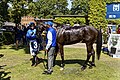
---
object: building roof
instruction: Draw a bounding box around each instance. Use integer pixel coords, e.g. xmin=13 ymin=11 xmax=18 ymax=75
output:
xmin=3 ymin=22 xmax=15 ymax=27
xmin=34 ymin=18 xmax=53 ymax=22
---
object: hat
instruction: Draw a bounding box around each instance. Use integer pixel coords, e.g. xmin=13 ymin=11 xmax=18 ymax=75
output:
xmin=45 ymin=21 xmax=53 ymax=27
xmin=29 ymin=22 xmax=35 ymax=27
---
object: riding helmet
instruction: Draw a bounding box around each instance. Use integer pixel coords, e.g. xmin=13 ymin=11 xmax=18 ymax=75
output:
xmin=29 ymin=22 xmax=35 ymax=27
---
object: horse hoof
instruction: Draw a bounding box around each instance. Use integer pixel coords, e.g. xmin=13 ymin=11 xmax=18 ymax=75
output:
xmin=61 ymin=64 xmax=65 ymax=67
xmin=60 ymin=67 xmax=64 ymax=71
xmin=81 ymin=66 xmax=87 ymax=71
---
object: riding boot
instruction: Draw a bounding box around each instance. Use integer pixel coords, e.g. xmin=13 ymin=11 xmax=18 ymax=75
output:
xmin=34 ymin=56 xmax=39 ymax=66
xmin=31 ymin=56 xmax=35 ymax=66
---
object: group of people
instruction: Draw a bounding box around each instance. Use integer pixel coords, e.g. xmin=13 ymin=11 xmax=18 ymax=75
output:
xmin=14 ymin=24 xmax=28 ymax=49
xmin=13 ymin=21 xmax=81 ymax=75
xmin=18 ymin=21 xmax=57 ymax=75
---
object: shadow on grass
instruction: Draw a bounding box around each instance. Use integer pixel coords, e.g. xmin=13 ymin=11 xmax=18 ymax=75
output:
xmin=30 ymin=56 xmax=94 ymax=70
xmin=55 ymin=59 xmax=86 ymax=67
xmin=0 ymin=46 xmax=7 ymax=49
xmin=0 ymin=65 xmax=11 ymax=80
xmin=0 ymin=55 xmax=11 ymax=80
xmin=9 ymin=45 xmax=25 ymax=50
xmin=9 ymin=45 xmax=30 ymax=54
xmin=23 ymin=46 xmax=30 ymax=54
xmin=0 ymin=54 xmax=4 ymax=58
xmin=36 ymin=58 xmax=86 ymax=67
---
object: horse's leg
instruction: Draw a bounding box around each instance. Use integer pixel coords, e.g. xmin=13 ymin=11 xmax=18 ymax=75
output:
xmin=81 ymin=43 xmax=93 ymax=71
xmin=53 ymin=53 xmax=57 ymax=67
xmin=88 ymin=46 xmax=96 ymax=69
xmin=59 ymin=44 xmax=65 ymax=69
xmin=91 ymin=48 xmax=96 ymax=67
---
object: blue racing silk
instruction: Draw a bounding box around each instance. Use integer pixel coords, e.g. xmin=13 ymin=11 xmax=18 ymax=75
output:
xmin=26 ymin=29 xmax=37 ymax=40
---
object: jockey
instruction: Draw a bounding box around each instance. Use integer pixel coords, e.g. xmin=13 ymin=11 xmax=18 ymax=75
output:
xmin=26 ymin=22 xmax=39 ymax=66
xmin=26 ymin=22 xmax=37 ymax=40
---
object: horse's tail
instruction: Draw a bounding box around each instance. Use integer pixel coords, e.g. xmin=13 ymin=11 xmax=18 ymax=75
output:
xmin=96 ymin=28 xmax=102 ymax=60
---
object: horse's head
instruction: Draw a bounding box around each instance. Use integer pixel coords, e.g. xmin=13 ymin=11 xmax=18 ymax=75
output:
xmin=38 ymin=23 xmax=47 ymax=33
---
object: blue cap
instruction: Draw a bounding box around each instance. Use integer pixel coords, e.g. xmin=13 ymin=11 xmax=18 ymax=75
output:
xmin=44 ymin=21 xmax=53 ymax=27
xmin=29 ymin=22 xmax=34 ymax=25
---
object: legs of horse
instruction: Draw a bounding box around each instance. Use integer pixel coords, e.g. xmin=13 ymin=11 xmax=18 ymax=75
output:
xmin=59 ymin=44 xmax=65 ymax=68
xmin=53 ymin=53 xmax=57 ymax=67
xmin=91 ymin=48 xmax=96 ymax=67
xmin=89 ymin=47 xmax=96 ymax=69
xmin=81 ymin=43 xmax=93 ymax=71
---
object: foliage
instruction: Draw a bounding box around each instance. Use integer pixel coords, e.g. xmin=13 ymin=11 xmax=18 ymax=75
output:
xmin=71 ymin=0 xmax=120 ymax=31
xmin=28 ymin=0 xmax=69 ymax=18
xmin=9 ymin=0 xmax=27 ymax=24
xmin=0 ymin=33 xmax=4 ymax=46
xmin=0 ymin=0 xmax=10 ymax=21
xmin=2 ymin=32 xmax=14 ymax=45
xmin=71 ymin=0 xmax=108 ymax=30
xmin=54 ymin=17 xmax=86 ymax=26
xmin=71 ymin=0 xmax=89 ymax=15
xmin=107 ymin=19 xmax=120 ymax=25
xmin=0 ymin=15 xmax=4 ymax=27
xmin=88 ymin=0 xmax=107 ymax=30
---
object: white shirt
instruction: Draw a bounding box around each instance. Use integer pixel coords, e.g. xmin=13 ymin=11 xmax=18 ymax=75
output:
xmin=46 ymin=31 xmax=52 ymax=50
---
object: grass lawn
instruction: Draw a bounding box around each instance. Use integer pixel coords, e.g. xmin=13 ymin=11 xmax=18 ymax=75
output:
xmin=0 ymin=45 xmax=120 ymax=80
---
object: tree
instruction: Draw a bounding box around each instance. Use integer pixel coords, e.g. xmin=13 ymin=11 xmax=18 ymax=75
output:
xmin=10 ymin=0 xmax=27 ymax=25
xmin=88 ymin=0 xmax=107 ymax=29
xmin=71 ymin=0 xmax=89 ymax=15
xmin=54 ymin=0 xmax=69 ymax=15
xmin=0 ymin=0 xmax=10 ymax=21
xmin=71 ymin=0 xmax=108 ymax=29
xmin=28 ymin=0 xmax=69 ymax=18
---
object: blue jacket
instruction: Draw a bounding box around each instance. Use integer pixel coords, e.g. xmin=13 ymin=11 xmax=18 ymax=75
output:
xmin=26 ymin=29 xmax=37 ymax=40
xmin=46 ymin=27 xmax=56 ymax=50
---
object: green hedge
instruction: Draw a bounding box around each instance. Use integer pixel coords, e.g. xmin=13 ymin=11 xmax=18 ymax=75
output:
xmin=2 ymin=32 xmax=15 ymax=45
xmin=54 ymin=17 xmax=86 ymax=26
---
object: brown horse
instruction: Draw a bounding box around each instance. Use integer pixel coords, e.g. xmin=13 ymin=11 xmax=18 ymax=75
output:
xmin=39 ymin=24 xmax=102 ymax=70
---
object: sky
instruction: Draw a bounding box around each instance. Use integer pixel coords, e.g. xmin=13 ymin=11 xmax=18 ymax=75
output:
xmin=67 ymin=0 xmax=72 ymax=10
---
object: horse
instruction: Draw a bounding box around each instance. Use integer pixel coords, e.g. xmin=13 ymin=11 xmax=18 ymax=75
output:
xmin=39 ymin=24 xmax=102 ymax=70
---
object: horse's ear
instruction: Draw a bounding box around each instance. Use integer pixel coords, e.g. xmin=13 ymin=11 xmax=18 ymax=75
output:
xmin=53 ymin=22 xmax=63 ymax=29
xmin=39 ymin=23 xmax=45 ymax=28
